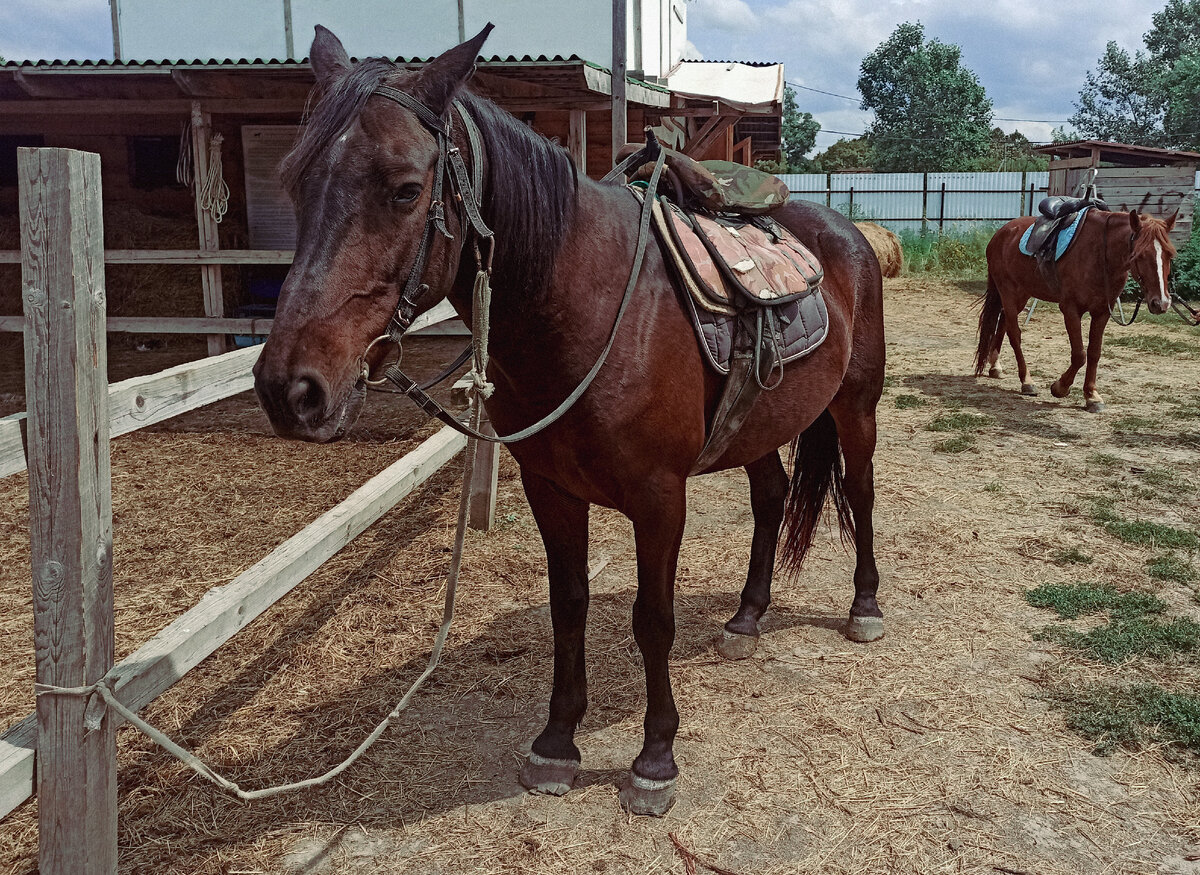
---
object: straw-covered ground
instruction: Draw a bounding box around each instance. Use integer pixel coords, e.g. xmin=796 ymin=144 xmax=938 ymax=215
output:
xmin=1 ymin=277 xmax=1199 ymax=874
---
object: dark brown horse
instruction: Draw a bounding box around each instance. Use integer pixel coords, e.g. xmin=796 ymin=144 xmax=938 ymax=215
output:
xmin=976 ymin=209 xmax=1176 ymax=412
xmin=253 ymin=26 xmax=886 ymax=815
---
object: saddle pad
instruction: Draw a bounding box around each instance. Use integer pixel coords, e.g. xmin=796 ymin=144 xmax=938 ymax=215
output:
xmin=681 ymin=283 xmax=830 ymax=375
xmin=1019 ymin=207 xmax=1090 ymax=260
xmin=658 ymin=200 xmax=824 ymax=305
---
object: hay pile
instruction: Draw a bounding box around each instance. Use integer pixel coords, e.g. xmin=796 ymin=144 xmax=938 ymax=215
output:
xmin=854 ymin=221 xmax=904 ymax=277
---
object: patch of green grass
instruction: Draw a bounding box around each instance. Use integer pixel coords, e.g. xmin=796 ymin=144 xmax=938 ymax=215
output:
xmin=1106 ymin=334 xmax=1200 ymax=356
xmin=1051 ymin=548 xmax=1093 ymax=566
xmin=881 ymin=374 xmax=898 ymax=390
xmin=983 ymin=481 xmax=1003 ymax=493
xmin=1025 ymin=582 xmax=1164 ymax=619
xmin=1088 ymin=502 xmax=1200 ymax=549
xmin=1139 ymin=467 xmax=1194 ymax=495
xmin=927 ymin=411 xmax=994 ymax=432
xmin=1051 ymin=683 xmax=1200 ymax=757
xmin=1087 ymin=452 xmax=1124 ymax=473
xmin=1035 ymin=616 xmax=1200 ymax=663
xmin=1147 ymin=553 xmax=1199 ymax=584
xmin=894 ymin=393 xmax=927 ymax=409
xmin=933 ymin=434 xmax=976 ymax=453
xmin=1111 ymin=414 xmax=1160 ymax=434
xmin=898 ymin=226 xmax=995 ymax=276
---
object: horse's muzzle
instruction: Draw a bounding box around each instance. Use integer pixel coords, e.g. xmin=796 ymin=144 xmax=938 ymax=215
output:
xmin=254 ymin=367 xmax=364 ymax=443
xmin=1148 ymin=295 xmax=1170 ymax=315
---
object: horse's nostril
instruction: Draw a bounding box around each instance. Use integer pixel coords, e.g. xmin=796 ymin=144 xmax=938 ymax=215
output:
xmin=286 ymin=374 xmax=327 ymax=425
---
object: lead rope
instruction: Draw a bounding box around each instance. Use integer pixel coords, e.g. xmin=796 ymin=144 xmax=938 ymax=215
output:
xmin=35 ymin=407 xmax=483 ymax=801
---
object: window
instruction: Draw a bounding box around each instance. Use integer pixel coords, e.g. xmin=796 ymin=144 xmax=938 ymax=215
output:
xmin=128 ymin=135 xmax=184 ymax=190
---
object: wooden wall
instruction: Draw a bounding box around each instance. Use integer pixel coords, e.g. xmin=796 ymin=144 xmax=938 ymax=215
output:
xmin=1061 ymin=165 xmax=1194 ymax=245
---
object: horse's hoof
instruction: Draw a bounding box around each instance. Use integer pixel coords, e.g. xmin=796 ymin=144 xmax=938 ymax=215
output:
xmin=519 ymin=752 xmax=579 ymax=796
xmin=844 ymin=614 xmax=885 ymax=643
xmin=988 ymin=367 xmax=1003 ymax=379
xmin=1085 ymin=399 xmax=1105 ymax=413
xmin=1050 ymin=380 xmax=1070 ymax=399
xmin=619 ymin=773 xmax=676 ymax=816
xmin=1021 ymin=383 xmax=1038 ymax=396
xmin=717 ymin=628 xmax=759 ymax=660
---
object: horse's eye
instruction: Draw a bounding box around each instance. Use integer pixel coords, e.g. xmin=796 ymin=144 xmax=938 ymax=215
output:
xmin=391 ymin=183 xmax=422 ymax=205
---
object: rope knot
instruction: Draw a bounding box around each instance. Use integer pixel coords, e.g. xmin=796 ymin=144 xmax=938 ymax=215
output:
xmin=468 ymin=368 xmax=495 ymax=400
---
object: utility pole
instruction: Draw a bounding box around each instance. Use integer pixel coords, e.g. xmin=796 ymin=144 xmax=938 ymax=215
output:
xmin=458 ymin=0 xmax=466 ymax=42
xmin=108 ymin=0 xmax=121 ymax=61
xmin=283 ymin=0 xmax=295 ymax=60
xmin=611 ymin=0 xmax=628 ymax=163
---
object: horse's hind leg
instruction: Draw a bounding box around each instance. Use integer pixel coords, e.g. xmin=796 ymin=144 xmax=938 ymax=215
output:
xmin=519 ymin=470 xmax=590 ymax=797
xmin=828 ymin=398 xmax=883 ymax=642
xmin=719 ymin=451 xmax=788 ymax=660
xmin=1002 ymin=301 xmax=1038 ymax=395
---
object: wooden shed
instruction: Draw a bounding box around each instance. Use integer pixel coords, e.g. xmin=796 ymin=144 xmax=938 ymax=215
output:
xmin=1034 ymin=139 xmax=1198 ymax=244
xmin=1 ymin=55 xmax=780 ymax=354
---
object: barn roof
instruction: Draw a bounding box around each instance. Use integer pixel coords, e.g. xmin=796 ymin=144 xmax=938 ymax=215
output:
xmin=1034 ymin=139 xmax=1200 ymax=167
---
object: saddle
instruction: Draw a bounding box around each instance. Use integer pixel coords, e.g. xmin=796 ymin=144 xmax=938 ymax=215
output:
xmin=619 ymin=140 xmax=828 ymax=472
xmin=1019 ymin=195 xmax=1109 ymax=288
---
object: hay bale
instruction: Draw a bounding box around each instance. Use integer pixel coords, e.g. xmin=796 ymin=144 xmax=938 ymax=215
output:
xmin=854 ymin=221 xmax=903 ymax=277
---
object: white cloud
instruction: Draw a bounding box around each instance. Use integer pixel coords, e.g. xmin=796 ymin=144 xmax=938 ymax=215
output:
xmin=690 ymin=0 xmax=761 ymax=34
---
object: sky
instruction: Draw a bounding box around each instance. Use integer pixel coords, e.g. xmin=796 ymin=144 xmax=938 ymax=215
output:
xmin=686 ymin=0 xmax=1164 ymax=150
xmin=0 ymin=0 xmax=1166 ymax=151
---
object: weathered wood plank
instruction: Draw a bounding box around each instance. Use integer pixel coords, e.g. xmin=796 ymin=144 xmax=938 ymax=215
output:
xmin=0 ymin=425 xmax=466 ymax=821
xmin=0 ymin=345 xmax=263 ymax=480
xmin=0 ymin=250 xmax=294 ymax=265
xmin=191 ymin=103 xmax=226 ymax=357
xmin=20 ymin=146 xmax=117 ymax=874
xmin=0 ymin=315 xmax=274 ymax=334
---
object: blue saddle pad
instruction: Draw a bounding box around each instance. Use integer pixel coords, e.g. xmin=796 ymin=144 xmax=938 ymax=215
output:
xmin=1019 ymin=207 xmax=1091 ymax=260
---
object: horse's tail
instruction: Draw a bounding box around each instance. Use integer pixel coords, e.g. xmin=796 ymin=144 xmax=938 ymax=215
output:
xmin=778 ymin=410 xmax=855 ymax=576
xmin=974 ymin=275 xmax=1005 ymax=376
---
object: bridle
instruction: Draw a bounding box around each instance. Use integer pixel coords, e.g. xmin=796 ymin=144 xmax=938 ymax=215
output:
xmin=357 ymin=83 xmax=668 ymax=444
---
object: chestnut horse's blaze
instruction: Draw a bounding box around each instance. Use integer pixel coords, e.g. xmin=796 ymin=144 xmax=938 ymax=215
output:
xmin=977 ymin=209 xmax=1177 ymax=413
xmin=253 ymin=25 xmax=887 ymax=815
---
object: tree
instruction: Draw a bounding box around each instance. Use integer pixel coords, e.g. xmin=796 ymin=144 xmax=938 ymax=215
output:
xmin=1071 ymin=0 xmax=1200 ymax=150
xmin=975 ymin=129 xmax=1048 ymax=171
xmin=809 ymin=137 xmax=875 ymax=172
xmin=780 ymin=85 xmax=820 ymax=170
xmin=856 ymin=22 xmax=993 ymax=172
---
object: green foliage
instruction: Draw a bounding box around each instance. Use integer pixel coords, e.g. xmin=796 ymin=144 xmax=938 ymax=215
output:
xmin=1025 ymin=582 xmax=1165 ymax=619
xmin=1071 ymin=0 xmax=1200 ymax=150
xmin=1036 ymin=616 xmax=1200 ymax=663
xmin=1090 ymin=503 xmax=1200 ymax=549
xmin=1106 ymin=334 xmax=1200 ymax=356
xmin=927 ymin=411 xmax=994 ymax=432
xmin=1087 ymin=452 xmax=1125 ymax=472
xmin=1171 ymin=228 xmax=1200 ymax=298
xmin=894 ymin=393 xmax=927 ymax=409
xmin=1052 ymin=683 xmax=1200 ymax=757
xmin=897 ymin=227 xmax=993 ymax=274
xmin=933 ymin=434 xmax=976 ymax=453
xmin=809 ymin=137 xmax=875 ymax=172
xmin=780 ymin=86 xmax=821 ymax=171
xmin=857 ymin=22 xmax=994 ymax=172
xmin=1148 ymin=552 xmax=1199 ymax=582
xmin=975 ymin=128 xmax=1049 ymax=172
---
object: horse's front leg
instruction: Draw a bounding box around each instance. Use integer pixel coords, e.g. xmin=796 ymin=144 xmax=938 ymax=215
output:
xmin=519 ymin=470 xmax=591 ymax=796
xmin=621 ymin=473 xmax=687 ymax=816
xmin=1050 ymin=304 xmax=1086 ymax=399
xmin=1082 ymin=308 xmax=1110 ymax=412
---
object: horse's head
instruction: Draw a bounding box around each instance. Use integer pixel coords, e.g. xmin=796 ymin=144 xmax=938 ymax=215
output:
xmin=253 ymin=25 xmax=491 ymax=442
xmin=1125 ymin=210 xmax=1177 ymax=316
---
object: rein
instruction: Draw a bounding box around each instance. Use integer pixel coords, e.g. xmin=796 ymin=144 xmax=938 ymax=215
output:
xmin=364 ymin=85 xmax=668 ymax=444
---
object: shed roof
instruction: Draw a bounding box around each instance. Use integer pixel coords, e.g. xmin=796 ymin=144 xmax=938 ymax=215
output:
xmin=1034 ymin=139 xmax=1200 ymax=167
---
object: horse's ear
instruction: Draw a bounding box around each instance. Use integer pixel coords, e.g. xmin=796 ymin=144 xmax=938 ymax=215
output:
xmin=310 ymin=25 xmax=351 ymax=89
xmin=416 ymin=23 xmax=494 ymax=115
xmin=1165 ymin=211 xmax=1178 ymax=232
xmin=1129 ymin=210 xmax=1141 ymax=235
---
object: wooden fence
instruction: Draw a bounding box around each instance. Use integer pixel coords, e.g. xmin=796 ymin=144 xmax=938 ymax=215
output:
xmin=0 ymin=147 xmax=493 ymax=873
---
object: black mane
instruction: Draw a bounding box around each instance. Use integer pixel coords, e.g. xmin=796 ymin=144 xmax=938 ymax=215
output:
xmin=280 ymin=59 xmax=578 ymax=299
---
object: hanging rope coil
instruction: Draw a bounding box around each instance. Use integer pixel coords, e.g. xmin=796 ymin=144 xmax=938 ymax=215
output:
xmin=198 ymin=133 xmax=230 ymax=224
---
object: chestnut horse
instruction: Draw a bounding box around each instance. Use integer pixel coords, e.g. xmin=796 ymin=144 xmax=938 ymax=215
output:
xmin=976 ymin=209 xmax=1176 ymax=412
xmin=253 ymin=26 xmax=885 ymax=815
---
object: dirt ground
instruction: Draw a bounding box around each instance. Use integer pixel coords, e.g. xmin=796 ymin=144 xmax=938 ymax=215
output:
xmin=1 ymin=276 xmax=1199 ymax=874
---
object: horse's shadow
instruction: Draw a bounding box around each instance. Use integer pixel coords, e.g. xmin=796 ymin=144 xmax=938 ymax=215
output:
xmin=903 ymin=371 xmax=1090 ymax=444
xmin=113 ymin=514 xmax=841 ymax=853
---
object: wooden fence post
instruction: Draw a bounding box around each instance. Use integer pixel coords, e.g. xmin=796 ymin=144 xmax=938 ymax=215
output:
xmin=19 ymin=147 xmax=117 ymax=875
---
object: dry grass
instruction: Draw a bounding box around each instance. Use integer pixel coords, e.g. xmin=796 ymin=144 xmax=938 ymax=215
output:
xmin=1 ymin=282 xmax=1199 ymax=874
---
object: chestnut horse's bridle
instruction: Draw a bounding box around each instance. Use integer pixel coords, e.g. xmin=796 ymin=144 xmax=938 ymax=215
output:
xmin=361 ymin=83 xmax=667 ymax=444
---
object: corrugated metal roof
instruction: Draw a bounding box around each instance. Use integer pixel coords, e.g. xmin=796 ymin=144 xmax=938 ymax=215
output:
xmin=2 ymin=53 xmax=589 ymax=69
